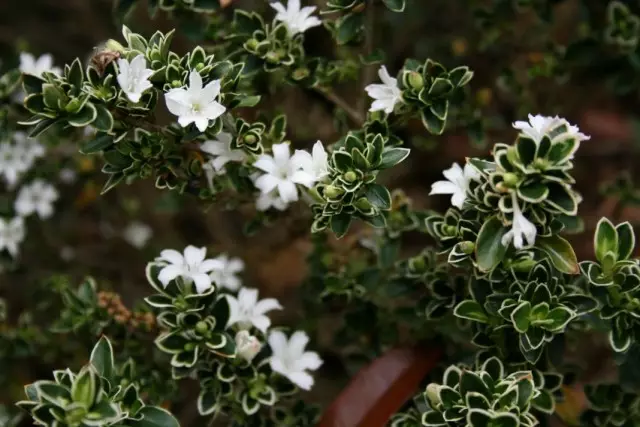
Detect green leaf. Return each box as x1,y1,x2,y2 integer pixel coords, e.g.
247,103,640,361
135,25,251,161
475,216,508,272
197,389,218,416
90,336,115,381
336,12,364,45
430,99,449,121
538,235,579,274
616,222,635,260
136,406,180,427
454,300,488,323
511,301,531,333
543,307,575,332
517,182,548,203
382,0,406,12
330,214,352,238
594,217,618,264
71,367,97,408
421,107,446,135
460,371,491,400
67,58,84,88
365,184,391,210
80,134,113,154
533,390,555,414
42,83,66,109
92,104,114,133
155,332,188,354
428,78,454,98
68,103,97,127
379,147,410,169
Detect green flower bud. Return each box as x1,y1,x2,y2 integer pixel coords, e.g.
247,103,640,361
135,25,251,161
503,172,519,188
344,171,358,183
292,67,310,80
171,80,182,88
509,258,537,273
65,98,83,113
195,63,205,72
65,406,87,424
195,321,208,334
243,134,258,145
445,225,457,235
355,197,373,211
533,158,548,170
324,185,344,199
184,342,196,351
425,383,442,408
265,51,280,64
408,71,424,90
245,38,259,51
409,255,427,273
460,241,475,254
105,39,125,53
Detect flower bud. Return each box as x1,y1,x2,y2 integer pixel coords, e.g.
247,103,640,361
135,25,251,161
171,80,182,88
503,172,519,188
425,383,442,409
195,321,209,334
235,330,261,363
245,38,259,51
409,255,426,273
344,171,357,183
265,51,280,64
195,63,205,72
355,197,373,212
324,185,344,199
105,39,125,53
407,71,424,90
460,241,475,255
292,67,310,81
243,134,258,145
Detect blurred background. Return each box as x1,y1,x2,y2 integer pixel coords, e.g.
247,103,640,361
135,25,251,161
1,0,640,425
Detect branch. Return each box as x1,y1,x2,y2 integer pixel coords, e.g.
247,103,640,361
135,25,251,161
316,87,365,127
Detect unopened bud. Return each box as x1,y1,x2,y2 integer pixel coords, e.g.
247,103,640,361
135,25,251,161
292,67,310,80
425,383,442,409
245,38,259,51
344,171,357,183
195,63,205,72
195,321,209,334
171,80,182,88
235,330,261,363
265,51,280,64
460,241,475,255
324,185,344,199
408,71,424,90
243,134,257,145
503,172,519,188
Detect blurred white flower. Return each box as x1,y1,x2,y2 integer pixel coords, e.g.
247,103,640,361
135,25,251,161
0,217,25,258
253,143,314,204
268,330,322,390
512,114,562,143
256,190,289,212
14,179,59,219
235,330,262,362
155,245,222,294
13,132,45,165
58,168,77,184
19,53,61,77
201,132,247,173
429,162,479,209
123,221,153,249
116,54,154,103
365,66,402,114
227,287,282,333
270,0,321,35
0,142,30,187
209,253,244,291
165,71,226,132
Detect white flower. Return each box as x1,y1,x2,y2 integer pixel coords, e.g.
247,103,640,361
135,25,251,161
512,114,564,143
123,221,153,248
14,180,59,219
0,142,30,187
270,0,321,35
429,162,479,209
253,143,313,203
0,217,25,258
235,330,262,362
256,191,289,212
365,66,402,114
201,132,247,173
268,330,322,391
209,253,244,291
165,71,226,132
116,55,154,103
501,193,537,250
59,168,77,184
292,141,329,184
19,53,61,77
13,132,45,165
155,245,222,294
226,287,282,333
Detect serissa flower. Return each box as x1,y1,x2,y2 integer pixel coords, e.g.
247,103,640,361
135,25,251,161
270,0,321,35
268,330,322,390
226,287,282,333
165,71,226,132
155,245,223,294
116,55,154,103
429,162,479,209
365,65,402,114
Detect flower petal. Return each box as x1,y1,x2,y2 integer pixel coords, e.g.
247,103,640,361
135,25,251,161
184,245,206,265
159,249,184,265
191,273,212,294
254,298,283,315
158,265,182,286
286,371,314,391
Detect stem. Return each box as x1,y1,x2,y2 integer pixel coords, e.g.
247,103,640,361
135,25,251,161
316,87,365,127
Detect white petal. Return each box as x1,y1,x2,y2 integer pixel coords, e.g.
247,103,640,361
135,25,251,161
239,287,259,307
226,295,240,327
201,140,226,156
288,330,309,357
159,249,184,265
255,174,280,194
254,156,277,174
429,180,459,195
201,79,222,102
442,163,464,185
277,180,299,203
297,351,323,371
269,356,288,376
271,143,291,167
184,245,206,265
191,273,212,294
228,258,244,273
251,314,271,333
200,259,225,273
286,371,314,391
268,330,288,356
158,265,182,286
451,191,466,209
290,170,315,188
203,101,226,121
188,70,203,91
254,298,283,315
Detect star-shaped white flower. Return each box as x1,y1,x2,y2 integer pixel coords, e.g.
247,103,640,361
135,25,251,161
19,53,61,77
155,245,222,294
123,221,153,248
268,330,323,391
201,132,247,173
429,162,479,209
270,0,321,35
512,114,563,143
116,55,154,103
0,142,30,187
227,287,282,333
235,330,262,362
256,190,289,212
501,193,537,250
253,143,313,203
365,66,402,114
0,217,25,258
292,140,329,184
13,132,45,165
14,180,59,219
165,71,226,132
209,253,244,291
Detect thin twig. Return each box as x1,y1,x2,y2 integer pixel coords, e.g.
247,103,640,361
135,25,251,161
359,0,376,114
316,87,365,127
